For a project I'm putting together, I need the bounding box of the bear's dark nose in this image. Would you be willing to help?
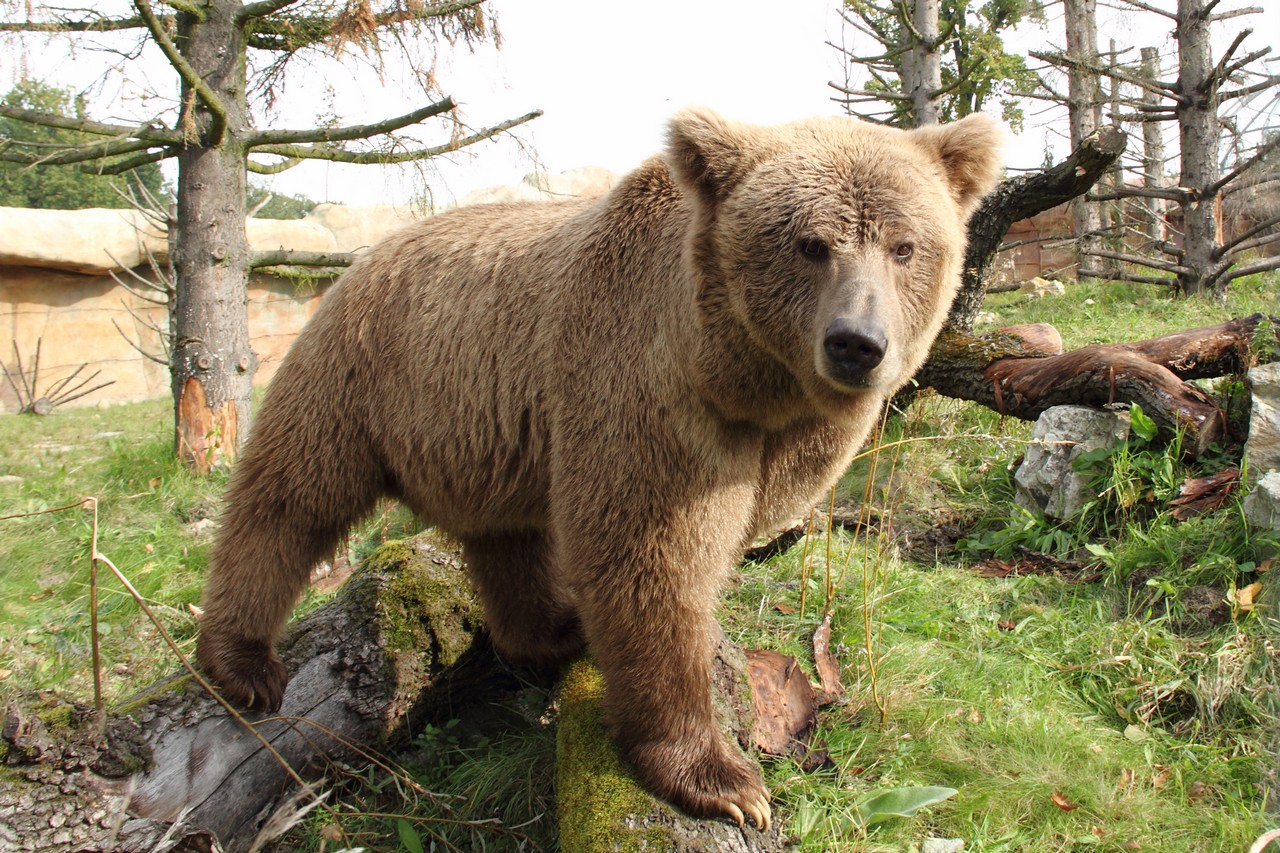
[823,318,886,378]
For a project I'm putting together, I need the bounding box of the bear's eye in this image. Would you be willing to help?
[798,237,830,262]
[893,243,914,262]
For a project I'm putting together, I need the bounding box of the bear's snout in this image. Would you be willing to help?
[822,317,887,384]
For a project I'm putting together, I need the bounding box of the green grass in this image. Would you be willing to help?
[1,275,1278,851]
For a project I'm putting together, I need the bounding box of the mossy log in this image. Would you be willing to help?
[915,314,1279,456]
[2,537,790,852]
[556,650,784,853]
[1,539,492,852]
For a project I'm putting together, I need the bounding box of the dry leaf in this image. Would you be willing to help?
[774,602,796,615]
[812,613,845,704]
[148,476,162,490]
[1052,791,1081,811]
[998,619,1016,631]
[0,668,11,681]
[745,648,820,757]
[1257,558,1273,574]
[1235,582,1263,612]
[144,543,155,553]
[1151,766,1170,788]
[1187,780,1207,802]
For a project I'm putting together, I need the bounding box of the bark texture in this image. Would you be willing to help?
[1174,0,1222,297]
[170,1,257,471]
[1063,0,1104,279]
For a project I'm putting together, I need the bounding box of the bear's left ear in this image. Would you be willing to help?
[666,107,765,207]
[910,113,1006,216]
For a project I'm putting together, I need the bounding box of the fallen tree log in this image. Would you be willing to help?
[1,537,789,852]
[915,314,1279,455]
[1,538,492,852]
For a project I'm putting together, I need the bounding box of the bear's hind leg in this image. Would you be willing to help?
[197,415,385,712]
[460,530,585,667]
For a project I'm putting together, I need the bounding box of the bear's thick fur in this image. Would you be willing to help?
[197,108,1003,828]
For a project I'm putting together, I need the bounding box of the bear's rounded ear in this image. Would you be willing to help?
[910,113,1006,216]
[665,107,760,207]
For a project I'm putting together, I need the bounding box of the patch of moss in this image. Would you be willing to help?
[555,659,671,852]
[369,540,479,668]
[112,672,193,717]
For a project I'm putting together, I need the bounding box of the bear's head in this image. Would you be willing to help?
[667,108,1004,425]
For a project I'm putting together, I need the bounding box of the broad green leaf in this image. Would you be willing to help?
[856,785,959,827]
[396,819,424,853]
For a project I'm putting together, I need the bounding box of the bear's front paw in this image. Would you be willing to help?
[196,633,288,713]
[631,736,772,831]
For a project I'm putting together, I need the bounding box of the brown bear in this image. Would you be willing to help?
[196,107,1003,830]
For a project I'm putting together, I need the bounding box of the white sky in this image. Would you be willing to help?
[2,0,1277,210]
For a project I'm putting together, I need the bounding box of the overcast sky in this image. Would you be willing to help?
[3,0,1277,210]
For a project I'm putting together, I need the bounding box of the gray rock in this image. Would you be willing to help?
[1243,471,1280,532]
[1015,405,1130,520]
[1245,362,1280,480]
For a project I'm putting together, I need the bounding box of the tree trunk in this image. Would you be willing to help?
[908,0,942,126]
[916,314,1278,455]
[171,1,256,472]
[1063,0,1104,280]
[1140,46,1168,246]
[948,125,1127,330]
[1174,0,1223,298]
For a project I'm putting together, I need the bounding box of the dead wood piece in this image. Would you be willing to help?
[918,315,1280,456]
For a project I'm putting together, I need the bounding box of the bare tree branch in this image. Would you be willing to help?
[1219,254,1280,285]
[0,105,180,143]
[1114,0,1180,20]
[246,98,455,147]
[1207,131,1280,196]
[251,110,542,165]
[0,13,155,33]
[1216,212,1280,258]
[1090,248,1190,276]
[237,0,305,21]
[249,250,357,269]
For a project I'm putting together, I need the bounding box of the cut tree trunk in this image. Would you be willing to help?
[949,125,1127,330]
[916,314,1279,455]
[170,2,257,472]
[1,538,785,853]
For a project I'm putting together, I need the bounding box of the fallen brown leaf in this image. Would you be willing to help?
[1235,582,1263,613]
[774,602,796,615]
[1187,780,1208,802]
[1051,791,1081,811]
[998,619,1016,631]
[745,648,826,766]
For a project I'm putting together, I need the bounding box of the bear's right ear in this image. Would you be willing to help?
[666,107,761,207]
